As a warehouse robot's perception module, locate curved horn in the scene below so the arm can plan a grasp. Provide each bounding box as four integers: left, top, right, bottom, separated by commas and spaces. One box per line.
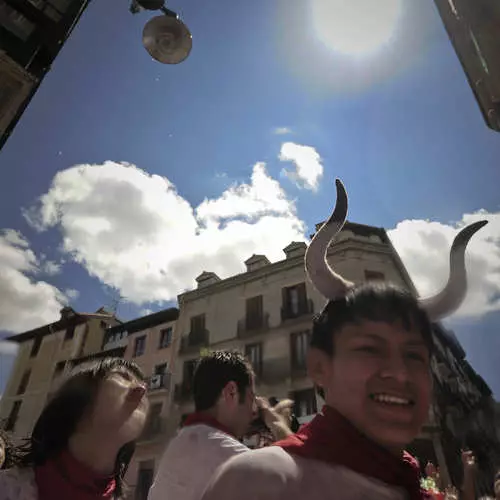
305, 179, 354, 299
419, 220, 488, 321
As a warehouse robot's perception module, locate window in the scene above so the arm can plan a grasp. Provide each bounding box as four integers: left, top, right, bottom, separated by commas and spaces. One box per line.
30, 335, 42, 357
364, 270, 385, 281
245, 295, 264, 330
190, 314, 206, 333
245, 343, 263, 376
290, 331, 310, 370
154, 363, 167, 375
159, 327, 172, 349
183, 359, 197, 387
17, 370, 31, 395
291, 388, 317, 418
5, 400, 21, 431
64, 324, 76, 341
135, 460, 155, 500
53, 361, 66, 379
0, 0, 36, 41
145, 403, 163, 436
133, 335, 146, 357
282, 283, 308, 319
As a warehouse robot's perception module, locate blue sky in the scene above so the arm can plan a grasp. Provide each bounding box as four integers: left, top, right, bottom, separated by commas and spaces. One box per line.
0, 0, 499, 397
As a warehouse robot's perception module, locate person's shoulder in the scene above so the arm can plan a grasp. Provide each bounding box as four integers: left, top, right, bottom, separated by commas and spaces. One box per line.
177, 424, 249, 456
222, 446, 297, 474
0, 467, 37, 500
158, 425, 248, 471
201, 447, 299, 500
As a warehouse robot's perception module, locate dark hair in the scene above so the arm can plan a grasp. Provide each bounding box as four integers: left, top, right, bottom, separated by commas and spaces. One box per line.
0, 428, 22, 469
311, 282, 433, 356
13, 357, 145, 499
192, 351, 254, 412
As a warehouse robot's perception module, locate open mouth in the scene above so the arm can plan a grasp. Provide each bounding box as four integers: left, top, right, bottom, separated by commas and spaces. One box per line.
370, 393, 415, 407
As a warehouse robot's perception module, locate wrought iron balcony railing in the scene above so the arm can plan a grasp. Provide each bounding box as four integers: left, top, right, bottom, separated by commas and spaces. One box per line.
179, 329, 209, 354
147, 372, 171, 392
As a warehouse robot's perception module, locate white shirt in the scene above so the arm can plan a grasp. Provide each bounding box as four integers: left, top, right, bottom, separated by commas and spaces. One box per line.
148, 424, 249, 500
201, 447, 407, 500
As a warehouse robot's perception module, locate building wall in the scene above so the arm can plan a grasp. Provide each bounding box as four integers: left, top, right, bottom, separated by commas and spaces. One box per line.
171, 227, 414, 428
0, 0, 92, 150
124, 320, 177, 378
0, 317, 111, 439
432, 0, 500, 131
123, 320, 178, 497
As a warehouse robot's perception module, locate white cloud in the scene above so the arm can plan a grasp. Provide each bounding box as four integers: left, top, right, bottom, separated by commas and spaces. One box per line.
25, 161, 305, 304
140, 308, 153, 316
65, 288, 80, 300
388, 210, 500, 319
19, 156, 498, 321
273, 127, 292, 135
41, 260, 62, 276
0, 230, 67, 333
0, 340, 19, 356
197, 163, 293, 222
279, 142, 324, 191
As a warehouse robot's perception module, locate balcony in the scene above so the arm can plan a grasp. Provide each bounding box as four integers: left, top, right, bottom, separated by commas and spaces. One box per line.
147, 373, 171, 392
173, 381, 192, 403
179, 329, 209, 354
281, 299, 314, 323
102, 331, 128, 351
237, 313, 270, 339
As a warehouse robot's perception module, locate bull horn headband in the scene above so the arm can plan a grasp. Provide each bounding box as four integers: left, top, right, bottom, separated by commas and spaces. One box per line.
305, 179, 488, 321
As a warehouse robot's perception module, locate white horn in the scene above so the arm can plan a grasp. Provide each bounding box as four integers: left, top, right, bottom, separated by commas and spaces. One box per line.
419, 220, 488, 320
305, 179, 354, 299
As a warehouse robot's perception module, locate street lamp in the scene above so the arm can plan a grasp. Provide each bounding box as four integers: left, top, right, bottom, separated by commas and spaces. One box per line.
130, 0, 192, 64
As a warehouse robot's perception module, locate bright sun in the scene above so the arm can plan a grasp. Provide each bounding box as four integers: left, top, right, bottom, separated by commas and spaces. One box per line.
311, 0, 403, 57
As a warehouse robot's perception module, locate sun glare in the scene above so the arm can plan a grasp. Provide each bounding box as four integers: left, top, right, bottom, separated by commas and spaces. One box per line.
311, 0, 403, 57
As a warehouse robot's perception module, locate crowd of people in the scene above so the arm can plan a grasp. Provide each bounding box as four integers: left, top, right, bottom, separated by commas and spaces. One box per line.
0, 179, 496, 500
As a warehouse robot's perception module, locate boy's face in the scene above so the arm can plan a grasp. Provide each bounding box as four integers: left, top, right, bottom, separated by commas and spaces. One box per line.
310, 319, 432, 453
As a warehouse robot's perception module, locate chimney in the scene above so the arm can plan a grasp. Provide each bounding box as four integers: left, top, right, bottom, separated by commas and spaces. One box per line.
283, 241, 307, 259
196, 271, 221, 289
60, 306, 75, 320
244, 254, 270, 272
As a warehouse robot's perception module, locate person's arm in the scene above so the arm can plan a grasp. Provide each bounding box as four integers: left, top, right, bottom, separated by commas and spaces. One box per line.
257, 397, 293, 441
460, 450, 476, 500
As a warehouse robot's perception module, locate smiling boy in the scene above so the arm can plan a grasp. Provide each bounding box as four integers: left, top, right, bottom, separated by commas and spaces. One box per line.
200, 179, 486, 500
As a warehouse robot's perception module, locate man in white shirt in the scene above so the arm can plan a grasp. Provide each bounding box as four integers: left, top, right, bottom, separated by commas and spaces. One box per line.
148, 350, 291, 500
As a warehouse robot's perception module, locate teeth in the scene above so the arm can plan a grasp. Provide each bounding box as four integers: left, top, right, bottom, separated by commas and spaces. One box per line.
372, 394, 411, 406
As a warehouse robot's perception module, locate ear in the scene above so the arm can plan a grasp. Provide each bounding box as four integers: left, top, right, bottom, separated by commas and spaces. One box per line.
221, 381, 239, 405
307, 347, 331, 390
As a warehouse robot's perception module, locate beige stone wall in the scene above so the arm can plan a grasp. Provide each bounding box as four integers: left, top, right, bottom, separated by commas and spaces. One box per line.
82, 317, 120, 356
173, 230, 412, 387
0, 318, 111, 439
124, 320, 177, 378
124, 320, 177, 492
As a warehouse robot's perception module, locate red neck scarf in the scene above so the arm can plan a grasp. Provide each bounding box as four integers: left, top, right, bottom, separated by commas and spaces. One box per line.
183, 412, 235, 438
275, 406, 431, 500
35, 450, 116, 500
